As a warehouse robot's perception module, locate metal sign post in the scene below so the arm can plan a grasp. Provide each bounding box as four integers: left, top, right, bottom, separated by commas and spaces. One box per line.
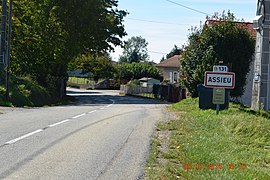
213, 88, 225, 115
204, 71, 235, 89
203, 65, 235, 115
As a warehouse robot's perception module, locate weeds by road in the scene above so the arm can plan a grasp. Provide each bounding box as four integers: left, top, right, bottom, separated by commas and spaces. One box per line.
146, 98, 270, 179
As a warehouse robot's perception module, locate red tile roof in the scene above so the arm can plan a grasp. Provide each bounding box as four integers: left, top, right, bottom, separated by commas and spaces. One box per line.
156, 55, 180, 68
206, 20, 256, 38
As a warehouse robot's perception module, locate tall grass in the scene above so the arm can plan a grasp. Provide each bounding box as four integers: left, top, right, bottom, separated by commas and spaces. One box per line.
146, 98, 270, 179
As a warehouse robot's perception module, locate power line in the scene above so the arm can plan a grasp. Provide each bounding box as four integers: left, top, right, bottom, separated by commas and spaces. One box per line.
165, 0, 210, 16
126, 17, 192, 26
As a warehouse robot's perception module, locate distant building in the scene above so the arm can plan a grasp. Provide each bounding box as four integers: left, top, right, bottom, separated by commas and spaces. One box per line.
139, 77, 160, 87
156, 55, 180, 83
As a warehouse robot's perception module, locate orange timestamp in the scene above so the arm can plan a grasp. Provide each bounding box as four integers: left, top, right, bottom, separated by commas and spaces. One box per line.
182, 163, 247, 171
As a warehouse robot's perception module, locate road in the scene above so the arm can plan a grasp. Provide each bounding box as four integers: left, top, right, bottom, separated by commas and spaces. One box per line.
0, 88, 167, 180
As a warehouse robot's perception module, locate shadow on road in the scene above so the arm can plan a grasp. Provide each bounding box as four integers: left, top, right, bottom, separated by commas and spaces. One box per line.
66, 89, 168, 106
66, 90, 102, 95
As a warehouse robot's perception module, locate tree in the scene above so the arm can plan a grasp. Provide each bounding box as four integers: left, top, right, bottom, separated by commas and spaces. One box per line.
180, 13, 255, 97
11, 0, 67, 96
166, 45, 182, 59
119, 36, 149, 63
117, 62, 161, 81
70, 53, 115, 82
11, 0, 127, 98
160, 56, 165, 63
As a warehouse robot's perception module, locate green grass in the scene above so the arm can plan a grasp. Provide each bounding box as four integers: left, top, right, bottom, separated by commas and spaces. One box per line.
68, 77, 94, 84
146, 98, 270, 180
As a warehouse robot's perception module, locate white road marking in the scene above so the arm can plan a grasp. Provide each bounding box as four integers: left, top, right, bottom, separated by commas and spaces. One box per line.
72, 113, 86, 119
106, 99, 115, 107
49, 119, 70, 128
4, 99, 116, 146
5, 129, 43, 145
88, 110, 97, 114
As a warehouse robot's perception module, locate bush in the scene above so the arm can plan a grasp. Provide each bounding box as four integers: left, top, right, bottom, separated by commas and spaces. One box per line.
0, 73, 56, 107
118, 62, 162, 81
9, 76, 53, 106
180, 14, 255, 97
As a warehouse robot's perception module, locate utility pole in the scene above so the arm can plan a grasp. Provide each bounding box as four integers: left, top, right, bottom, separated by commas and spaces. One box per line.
0, 0, 7, 66
251, 0, 270, 110
6, 0, 13, 100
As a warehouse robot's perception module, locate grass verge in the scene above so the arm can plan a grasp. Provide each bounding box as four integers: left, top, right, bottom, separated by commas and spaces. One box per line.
146, 98, 270, 179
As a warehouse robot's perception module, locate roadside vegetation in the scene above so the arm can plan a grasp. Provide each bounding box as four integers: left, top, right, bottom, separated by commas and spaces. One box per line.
180, 12, 255, 97
0, 72, 74, 107
68, 77, 94, 85
6, 0, 127, 101
146, 98, 270, 179
0, 75, 50, 107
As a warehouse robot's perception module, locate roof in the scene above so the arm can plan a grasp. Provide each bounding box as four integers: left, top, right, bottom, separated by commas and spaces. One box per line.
156, 55, 180, 68
206, 20, 256, 38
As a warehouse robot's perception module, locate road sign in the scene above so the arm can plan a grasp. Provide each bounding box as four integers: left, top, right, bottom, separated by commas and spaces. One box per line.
204, 71, 235, 89
213, 88, 225, 104
213, 65, 228, 72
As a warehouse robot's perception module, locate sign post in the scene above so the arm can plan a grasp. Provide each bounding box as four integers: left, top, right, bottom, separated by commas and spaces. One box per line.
204, 65, 235, 115
213, 88, 225, 114
204, 71, 235, 89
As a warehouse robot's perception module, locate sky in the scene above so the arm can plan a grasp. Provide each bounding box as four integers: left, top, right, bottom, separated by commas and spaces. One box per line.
110, 0, 257, 63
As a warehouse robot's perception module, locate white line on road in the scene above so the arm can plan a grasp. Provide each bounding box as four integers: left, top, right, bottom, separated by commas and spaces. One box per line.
72, 113, 86, 119
3, 99, 116, 146
5, 129, 43, 145
49, 119, 70, 128
106, 100, 115, 107
88, 110, 97, 114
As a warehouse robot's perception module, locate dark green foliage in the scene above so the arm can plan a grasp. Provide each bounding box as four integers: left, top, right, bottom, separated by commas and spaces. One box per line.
117, 62, 162, 81
180, 14, 255, 97
69, 53, 116, 82
166, 45, 182, 59
11, 0, 127, 98
0, 71, 53, 107
9, 76, 52, 106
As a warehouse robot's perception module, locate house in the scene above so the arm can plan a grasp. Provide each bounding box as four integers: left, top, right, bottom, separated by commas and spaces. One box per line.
156, 55, 180, 83
139, 77, 160, 87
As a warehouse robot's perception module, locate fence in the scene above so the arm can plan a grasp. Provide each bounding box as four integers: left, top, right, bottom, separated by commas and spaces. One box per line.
120, 85, 153, 95
120, 84, 186, 103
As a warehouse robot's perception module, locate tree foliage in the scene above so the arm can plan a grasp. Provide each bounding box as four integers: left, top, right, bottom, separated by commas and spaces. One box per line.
180, 13, 255, 97
117, 62, 161, 81
119, 36, 149, 63
166, 45, 182, 59
11, 0, 127, 97
69, 53, 115, 82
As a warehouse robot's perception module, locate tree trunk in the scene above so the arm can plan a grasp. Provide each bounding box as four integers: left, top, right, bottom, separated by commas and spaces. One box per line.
56, 64, 67, 99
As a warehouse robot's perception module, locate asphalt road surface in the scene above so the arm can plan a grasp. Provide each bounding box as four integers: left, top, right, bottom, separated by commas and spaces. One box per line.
0, 88, 167, 180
